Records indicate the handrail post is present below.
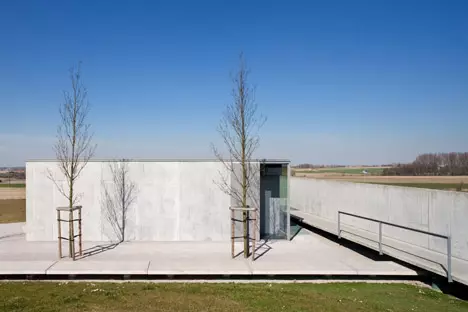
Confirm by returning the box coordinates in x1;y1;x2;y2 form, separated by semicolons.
378;222;383;255
447;236;452;283
337;212;341;239
339;211;453;283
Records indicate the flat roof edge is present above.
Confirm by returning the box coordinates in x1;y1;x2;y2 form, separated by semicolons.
26;158;290;164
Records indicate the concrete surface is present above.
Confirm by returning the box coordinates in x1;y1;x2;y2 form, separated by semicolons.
292;211;468;284
0;222;417;277
290;177;468;260
0;222;24;240
25;160;269;242
48;261;150;275
0;261;55;275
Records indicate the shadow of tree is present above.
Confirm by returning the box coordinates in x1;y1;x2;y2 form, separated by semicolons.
101;159;137;243
253;239;273;261
0;232;24;241
74;243;119;260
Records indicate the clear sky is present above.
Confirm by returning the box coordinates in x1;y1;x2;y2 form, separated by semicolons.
0;0;467;166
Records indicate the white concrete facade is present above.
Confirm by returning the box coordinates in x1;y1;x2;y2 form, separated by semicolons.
25;160;266;242
290;177;468;264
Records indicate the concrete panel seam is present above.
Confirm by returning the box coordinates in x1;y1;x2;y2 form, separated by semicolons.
246;260;253;274
45;261;59;275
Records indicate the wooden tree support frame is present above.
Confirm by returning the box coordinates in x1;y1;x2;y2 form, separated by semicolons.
229;206;258;261
56;205;83;261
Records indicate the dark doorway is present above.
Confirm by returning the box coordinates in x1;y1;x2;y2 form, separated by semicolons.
260;163;286;239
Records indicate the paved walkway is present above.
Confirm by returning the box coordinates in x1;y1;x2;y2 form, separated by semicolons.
0;222;418;277
291;210;468;285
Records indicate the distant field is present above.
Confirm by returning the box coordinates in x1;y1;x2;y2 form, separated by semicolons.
295;167;385;175
294;169;468;191
302;175;468;184
0;184;25;188
0;188;26;200
0;199;25;223
365;182;466;191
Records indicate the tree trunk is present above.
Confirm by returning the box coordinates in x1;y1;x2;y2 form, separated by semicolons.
121;170;125;242
243;211;248;258
68;182;73;257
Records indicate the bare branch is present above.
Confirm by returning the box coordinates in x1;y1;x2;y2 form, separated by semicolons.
49;62;96;209
101;159;137;242
212;52;266;258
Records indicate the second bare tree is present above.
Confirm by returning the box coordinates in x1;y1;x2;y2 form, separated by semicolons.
213;53;266;258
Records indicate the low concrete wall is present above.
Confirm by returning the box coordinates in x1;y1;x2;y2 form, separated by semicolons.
26;160;260;242
290;177;468;262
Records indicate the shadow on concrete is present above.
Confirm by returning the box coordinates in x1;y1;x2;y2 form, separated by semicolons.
74;243;119;260
0;233;24;241
338;228;449;276
289;214;468;299
292;215;397;262
233;250;244;259
289;219;303;241
253;240;273;261
290;209;451;276
290;210;450;275
232;239;273;261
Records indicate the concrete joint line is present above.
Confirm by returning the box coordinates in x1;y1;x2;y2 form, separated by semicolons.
245;260;253;274
45;261;59;275
339;261;360;275
146;261;151;275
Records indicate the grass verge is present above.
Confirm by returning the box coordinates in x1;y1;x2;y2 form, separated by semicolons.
0;282;467;312
0;199;26;223
0;184;26;188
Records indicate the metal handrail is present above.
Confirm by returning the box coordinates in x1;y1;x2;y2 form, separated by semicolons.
337;211;452;283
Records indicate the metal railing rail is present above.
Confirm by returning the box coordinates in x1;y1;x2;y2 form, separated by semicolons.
337;211;452;283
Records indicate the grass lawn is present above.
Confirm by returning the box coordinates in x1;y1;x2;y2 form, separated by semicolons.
0;199;26;223
0;282;466;312
0;184;26;188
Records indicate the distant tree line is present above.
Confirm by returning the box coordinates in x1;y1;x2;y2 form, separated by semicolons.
0;171;25;180
382;152;468;176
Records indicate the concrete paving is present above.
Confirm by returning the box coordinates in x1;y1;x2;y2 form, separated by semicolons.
292;210;468;285
0;222;25;240
0;261;55;275
0;222;418;278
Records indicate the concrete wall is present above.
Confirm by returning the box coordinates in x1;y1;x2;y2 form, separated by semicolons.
290;177;468;261
26;160;261;242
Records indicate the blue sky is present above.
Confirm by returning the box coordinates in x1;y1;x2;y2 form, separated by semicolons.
0;0;467;166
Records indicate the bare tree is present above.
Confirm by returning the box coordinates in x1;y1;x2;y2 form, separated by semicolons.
48;63;96;209
101;159;136;242
212;53;266;258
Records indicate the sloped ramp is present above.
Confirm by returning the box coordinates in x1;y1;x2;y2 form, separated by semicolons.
291;210;468;286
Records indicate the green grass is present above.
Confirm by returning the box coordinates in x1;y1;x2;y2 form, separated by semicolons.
295;168;385;175
0;282;466;312
366;182;464;191
0;184;25;188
